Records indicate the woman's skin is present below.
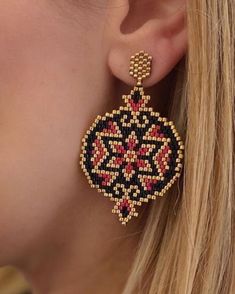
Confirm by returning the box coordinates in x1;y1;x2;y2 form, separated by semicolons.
0;1;186;293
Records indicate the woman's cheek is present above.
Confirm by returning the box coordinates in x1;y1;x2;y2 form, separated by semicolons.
0;1;86;266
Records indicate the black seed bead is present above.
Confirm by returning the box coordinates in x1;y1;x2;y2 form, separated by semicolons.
121;206;129;217
132;90;141;103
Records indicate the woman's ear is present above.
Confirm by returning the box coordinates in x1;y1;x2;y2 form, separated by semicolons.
107;0;187;87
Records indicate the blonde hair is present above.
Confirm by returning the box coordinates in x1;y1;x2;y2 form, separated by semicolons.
123;0;234;293
0;0;234;293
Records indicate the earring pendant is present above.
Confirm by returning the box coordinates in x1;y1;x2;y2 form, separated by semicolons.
80;51;184;225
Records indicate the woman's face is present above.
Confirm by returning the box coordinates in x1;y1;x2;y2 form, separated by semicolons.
0;0;187;271
0;0;111;266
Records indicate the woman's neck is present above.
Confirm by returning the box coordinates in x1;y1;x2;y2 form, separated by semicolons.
17;187;146;294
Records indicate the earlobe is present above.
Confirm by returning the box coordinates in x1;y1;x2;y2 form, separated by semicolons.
107;0;187;87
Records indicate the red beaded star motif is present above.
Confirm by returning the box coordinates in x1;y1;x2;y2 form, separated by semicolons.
80;51;184;225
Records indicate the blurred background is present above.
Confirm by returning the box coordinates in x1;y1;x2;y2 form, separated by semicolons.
0;267;31;294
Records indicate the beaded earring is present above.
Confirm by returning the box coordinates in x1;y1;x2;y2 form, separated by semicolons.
80;51;184;225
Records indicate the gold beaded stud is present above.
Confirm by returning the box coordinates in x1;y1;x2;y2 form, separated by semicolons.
129;50;152;86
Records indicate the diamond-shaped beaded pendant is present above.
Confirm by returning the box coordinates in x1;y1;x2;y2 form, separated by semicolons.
80;51;184;225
